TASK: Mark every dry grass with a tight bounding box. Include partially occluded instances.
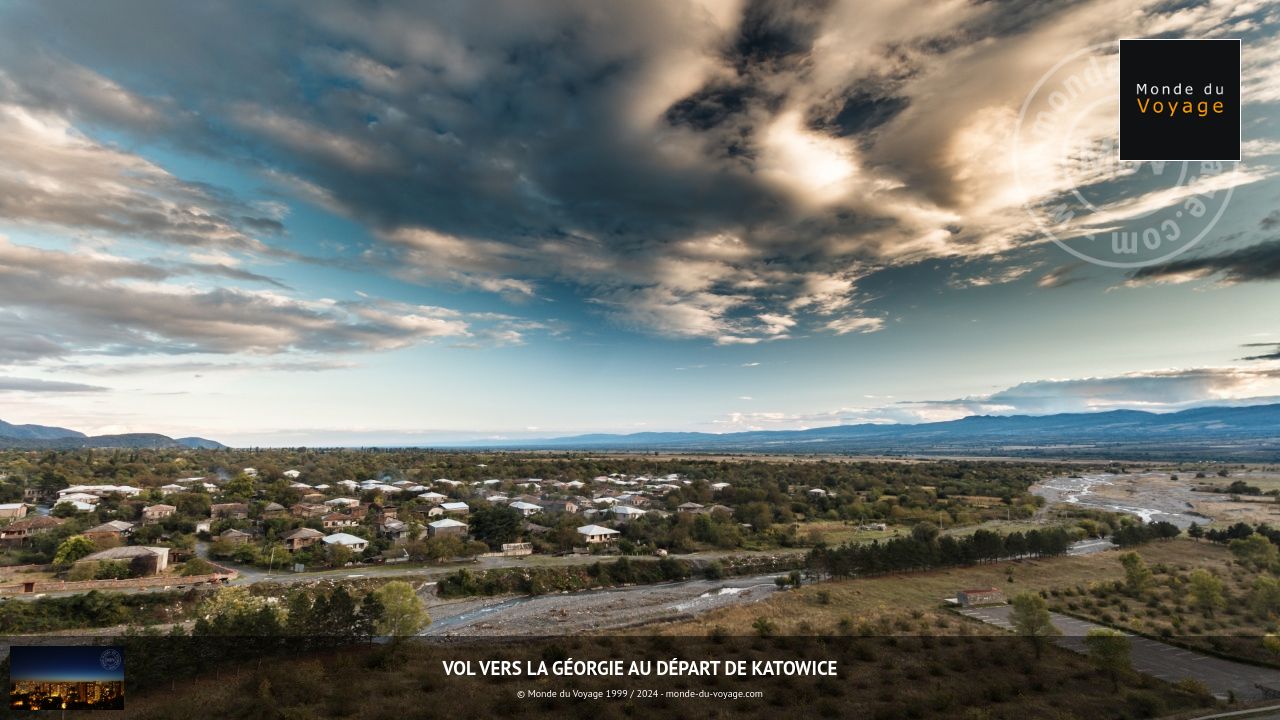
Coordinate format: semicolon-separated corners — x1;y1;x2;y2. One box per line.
648;539;1228;637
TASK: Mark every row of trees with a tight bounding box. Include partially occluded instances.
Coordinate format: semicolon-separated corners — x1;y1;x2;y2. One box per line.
192;582;429;639
807;526;1076;578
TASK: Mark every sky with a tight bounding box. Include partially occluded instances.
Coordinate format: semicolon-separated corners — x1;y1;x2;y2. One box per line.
10;646;124;682
1;0;1280;446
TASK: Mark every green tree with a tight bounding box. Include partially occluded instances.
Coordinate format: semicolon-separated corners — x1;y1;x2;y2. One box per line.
1251;576;1280;618
1010;592;1061;660
372;580;431;637
53;535;95;567
1084;628;1131;692
1188;569;1225;615
1265;633;1280;658
1230;534;1278;571
1119;552;1153;594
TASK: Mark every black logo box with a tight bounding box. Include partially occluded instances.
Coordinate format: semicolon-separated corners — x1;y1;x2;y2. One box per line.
1119;38;1240;161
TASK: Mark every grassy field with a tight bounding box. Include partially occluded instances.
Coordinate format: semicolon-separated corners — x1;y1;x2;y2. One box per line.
1043;541;1280;666
647;539;1226;637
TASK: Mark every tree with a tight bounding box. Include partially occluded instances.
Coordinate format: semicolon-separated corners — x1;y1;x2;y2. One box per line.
53;535;95;567
1230;534;1278;571
468;506;523;550
1010;592;1060;660
1119;552;1153;595
1084;628;1131;692
372;580;430;637
911;521;939;544
1266;633;1280;659
1188;523;1204;540
1188;569;1225;615
1251;576;1280;618
326;542;354;568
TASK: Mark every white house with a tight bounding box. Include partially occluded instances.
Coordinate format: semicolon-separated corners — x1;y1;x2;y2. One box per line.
509;501;543;517
577;524;620;544
160;483;185;495
612;505;647;522
419;491;447;504
321;533;369;553
441;501;469;515
324;497;361;509
283;470;302;479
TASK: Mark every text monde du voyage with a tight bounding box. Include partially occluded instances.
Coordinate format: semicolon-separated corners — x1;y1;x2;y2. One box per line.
1134;82;1229;118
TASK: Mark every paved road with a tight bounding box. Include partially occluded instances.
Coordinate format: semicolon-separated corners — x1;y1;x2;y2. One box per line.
960;605;1280;700
1067;537;1115;556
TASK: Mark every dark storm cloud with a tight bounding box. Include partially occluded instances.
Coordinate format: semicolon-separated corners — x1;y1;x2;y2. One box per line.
1129;239;1280;284
1242;343;1280;361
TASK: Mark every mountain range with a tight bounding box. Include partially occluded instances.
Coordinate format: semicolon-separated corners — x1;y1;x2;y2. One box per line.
0;419;224;450
454;403;1280;461
5;403;1280;459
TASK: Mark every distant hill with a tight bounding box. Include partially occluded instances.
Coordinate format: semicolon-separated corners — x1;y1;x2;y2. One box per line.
176;437;226;449
0;419;84;441
0;420;226;450
454;403;1280;461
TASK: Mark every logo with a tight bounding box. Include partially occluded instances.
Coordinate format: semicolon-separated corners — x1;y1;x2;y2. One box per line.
99;648;122;672
1013;43;1236;268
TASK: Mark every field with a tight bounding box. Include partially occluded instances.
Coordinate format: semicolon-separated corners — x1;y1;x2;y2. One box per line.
1042;541;1280;666
645;540;1228;637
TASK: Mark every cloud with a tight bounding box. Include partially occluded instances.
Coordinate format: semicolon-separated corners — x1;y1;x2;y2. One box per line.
1242;343;1280;362
0;238;544;363
0;377;107;393
0;0;1278;347
1128;238;1280;285
0;102;280;251
708;365;1280;430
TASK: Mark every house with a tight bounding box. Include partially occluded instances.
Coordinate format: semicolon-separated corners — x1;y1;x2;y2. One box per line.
291;503;327;519
577;524;620;544
321;532;369;553
324;497;360;510
677;502;705;514
0;515;65;543
427;518;468;538
210;502;249;519
283;470;302;479
218;528;251;545
380;518;411;543
261;502;287;519
59;484;141;498
808;488;829;497
160;484;185;496
322;513;357;530
142;504;177;522
0;503;28;520
542;499;579;515
956;587;1006;607
418;492;448;504
78;546;170;575
56;492;101;507
509;501;543;517
83;520;134;544
710;482;731;492
611;505;647;523
441;501;469;516
282;527;324;552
